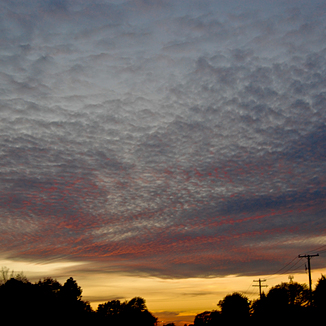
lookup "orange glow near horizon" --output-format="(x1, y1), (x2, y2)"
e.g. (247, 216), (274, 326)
(1, 259), (325, 326)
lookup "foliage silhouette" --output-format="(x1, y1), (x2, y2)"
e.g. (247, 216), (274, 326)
(0, 273), (93, 325)
(218, 292), (250, 323)
(193, 278), (326, 326)
(313, 274), (326, 321)
(0, 266), (28, 284)
(0, 277), (36, 323)
(96, 296), (157, 326)
(271, 281), (309, 306)
(1, 266), (326, 326)
(194, 310), (222, 326)
(251, 281), (311, 325)
(314, 274), (326, 308)
(61, 277), (83, 300)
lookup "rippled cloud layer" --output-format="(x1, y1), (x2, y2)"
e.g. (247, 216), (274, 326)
(0, 0), (326, 278)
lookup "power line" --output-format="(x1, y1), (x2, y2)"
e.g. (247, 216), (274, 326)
(270, 256), (298, 276)
(278, 258), (303, 275)
(311, 248), (326, 254)
(267, 256), (303, 281)
(242, 244), (325, 297)
(288, 261), (307, 273)
(302, 244), (326, 254)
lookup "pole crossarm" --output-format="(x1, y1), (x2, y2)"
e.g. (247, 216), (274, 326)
(253, 278), (268, 299)
(298, 254), (319, 259)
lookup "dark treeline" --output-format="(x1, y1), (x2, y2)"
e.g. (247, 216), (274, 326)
(0, 267), (156, 326)
(1, 267), (325, 326)
(193, 275), (326, 326)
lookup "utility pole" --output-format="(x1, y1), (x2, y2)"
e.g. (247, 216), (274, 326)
(253, 278), (268, 299)
(298, 253), (319, 304)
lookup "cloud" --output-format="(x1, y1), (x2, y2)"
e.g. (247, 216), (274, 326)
(0, 0), (325, 279)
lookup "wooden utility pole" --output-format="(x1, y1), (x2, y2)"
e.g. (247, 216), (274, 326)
(298, 253), (319, 304)
(253, 278), (268, 299)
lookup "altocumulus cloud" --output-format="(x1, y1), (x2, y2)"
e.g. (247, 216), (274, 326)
(0, 0), (326, 278)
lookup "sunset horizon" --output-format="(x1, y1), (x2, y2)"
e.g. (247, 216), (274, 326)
(1, 1), (326, 325)
(1, 259), (324, 325)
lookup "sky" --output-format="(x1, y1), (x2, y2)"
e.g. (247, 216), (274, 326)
(0, 0), (326, 324)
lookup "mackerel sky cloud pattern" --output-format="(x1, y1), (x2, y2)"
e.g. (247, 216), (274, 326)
(0, 0), (326, 278)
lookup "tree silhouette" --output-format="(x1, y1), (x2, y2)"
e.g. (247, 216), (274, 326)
(58, 277), (93, 324)
(312, 274), (326, 322)
(97, 299), (124, 324)
(250, 292), (267, 322)
(272, 281), (309, 306)
(127, 296), (148, 311)
(0, 277), (36, 323)
(218, 292), (250, 323)
(37, 277), (62, 293)
(4, 266), (322, 326)
(35, 277), (63, 322)
(0, 266), (28, 285)
(314, 274), (326, 308)
(96, 297), (157, 326)
(0, 273), (94, 325)
(60, 277), (83, 301)
(194, 310), (222, 326)
(251, 281), (311, 325)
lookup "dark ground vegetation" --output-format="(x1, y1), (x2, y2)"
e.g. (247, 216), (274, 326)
(1, 267), (325, 326)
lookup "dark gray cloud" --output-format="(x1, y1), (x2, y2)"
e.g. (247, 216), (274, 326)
(0, 0), (326, 278)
